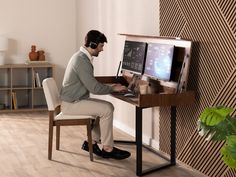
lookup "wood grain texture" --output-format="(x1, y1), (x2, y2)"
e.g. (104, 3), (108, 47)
(160, 0), (236, 176)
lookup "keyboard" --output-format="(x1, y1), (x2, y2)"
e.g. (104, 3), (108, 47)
(112, 90), (136, 97)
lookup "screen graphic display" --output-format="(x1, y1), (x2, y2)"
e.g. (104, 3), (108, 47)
(121, 40), (147, 75)
(144, 43), (175, 81)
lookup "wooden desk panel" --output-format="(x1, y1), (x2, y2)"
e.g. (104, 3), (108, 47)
(138, 91), (195, 107)
(110, 91), (195, 107)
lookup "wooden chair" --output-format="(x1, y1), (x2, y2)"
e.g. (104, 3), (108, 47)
(42, 77), (95, 161)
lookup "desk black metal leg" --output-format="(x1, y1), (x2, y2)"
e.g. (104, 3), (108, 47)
(170, 106), (176, 165)
(133, 106), (176, 176)
(136, 107), (143, 176)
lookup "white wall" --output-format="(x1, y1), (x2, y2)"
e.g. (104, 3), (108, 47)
(0, 0), (160, 148)
(0, 0), (77, 84)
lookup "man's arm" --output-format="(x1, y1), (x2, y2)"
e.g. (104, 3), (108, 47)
(77, 59), (112, 94)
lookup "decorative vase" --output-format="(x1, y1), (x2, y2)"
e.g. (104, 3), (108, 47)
(29, 45), (38, 61)
(38, 50), (45, 61)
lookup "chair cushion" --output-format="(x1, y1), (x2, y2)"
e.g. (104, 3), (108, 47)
(55, 112), (96, 120)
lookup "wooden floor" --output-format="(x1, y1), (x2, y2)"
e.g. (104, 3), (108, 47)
(0, 112), (206, 177)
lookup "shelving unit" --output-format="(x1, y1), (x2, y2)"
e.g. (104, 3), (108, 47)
(0, 64), (54, 112)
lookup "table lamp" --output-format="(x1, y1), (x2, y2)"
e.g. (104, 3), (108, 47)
(0, 36), (8, 65)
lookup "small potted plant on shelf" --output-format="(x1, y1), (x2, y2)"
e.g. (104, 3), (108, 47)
(198, 106), (236, 169)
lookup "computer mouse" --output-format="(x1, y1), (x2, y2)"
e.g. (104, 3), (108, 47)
(124, 93), (135, 97)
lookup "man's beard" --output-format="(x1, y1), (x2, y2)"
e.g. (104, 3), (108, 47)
(94, 52), (99, 57)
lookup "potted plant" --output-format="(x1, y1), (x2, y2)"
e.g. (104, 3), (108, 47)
(198, 106), (236, 169)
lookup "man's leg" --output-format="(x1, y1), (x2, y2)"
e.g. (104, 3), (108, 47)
(61, 98), (130, 159)
(61, 98), (114, 146)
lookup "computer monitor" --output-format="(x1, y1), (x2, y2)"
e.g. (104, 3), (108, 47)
(144, 43), (175, 81)
(121, 40), (147, 75)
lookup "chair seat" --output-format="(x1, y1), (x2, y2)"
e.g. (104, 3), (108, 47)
(55, 112), (96, 120)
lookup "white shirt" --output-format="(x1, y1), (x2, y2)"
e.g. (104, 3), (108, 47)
(80, 46), (94, 63)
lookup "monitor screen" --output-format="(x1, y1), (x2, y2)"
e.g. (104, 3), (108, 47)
(144, 43), (175, 81)
(121, 40), (147, 75)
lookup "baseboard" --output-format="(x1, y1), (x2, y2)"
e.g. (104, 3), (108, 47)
(114, 120), (159, 150)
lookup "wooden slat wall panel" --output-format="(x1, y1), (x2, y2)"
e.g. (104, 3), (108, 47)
(160, 0), (186, 37)
(159, 0), (236, 176)
(216, 0), (236, 37)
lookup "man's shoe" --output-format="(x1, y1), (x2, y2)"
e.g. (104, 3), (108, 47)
(81, 141), (102, 156)
(102, 147), (131, 160)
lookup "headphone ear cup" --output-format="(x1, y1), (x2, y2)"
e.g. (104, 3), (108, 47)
(89, 42), (97, 49)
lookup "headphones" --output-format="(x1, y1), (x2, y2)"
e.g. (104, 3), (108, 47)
(89, 41), (98, 49)
(89, 33), (103, 49)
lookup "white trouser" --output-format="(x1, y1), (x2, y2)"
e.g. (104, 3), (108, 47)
(61, 98), (114, 147)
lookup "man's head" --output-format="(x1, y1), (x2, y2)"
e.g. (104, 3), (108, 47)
(85, 30), (107, 57)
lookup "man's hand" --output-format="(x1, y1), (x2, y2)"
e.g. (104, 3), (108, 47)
(111, 84), (128, 92)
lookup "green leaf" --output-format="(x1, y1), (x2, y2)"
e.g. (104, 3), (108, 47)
(199, 106), (236, 168)
(200, 106), (233, 126)
(215, 107), (233, 117)
(221, 135), (236, 169)
(198, 113), (236, 141)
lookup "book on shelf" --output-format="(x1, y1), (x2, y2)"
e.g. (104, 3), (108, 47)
(12, 92), (18, 109)
(35, 72), (42, 87)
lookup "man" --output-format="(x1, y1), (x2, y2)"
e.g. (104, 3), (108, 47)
(60, 30), (131, 160)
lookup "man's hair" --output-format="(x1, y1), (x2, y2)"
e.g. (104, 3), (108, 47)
(85, 30), (107, 48)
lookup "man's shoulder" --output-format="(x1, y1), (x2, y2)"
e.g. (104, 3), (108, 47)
(71, 52), (89, 63)
(69, 52), (91, 71)
(71, 51), (86, 59)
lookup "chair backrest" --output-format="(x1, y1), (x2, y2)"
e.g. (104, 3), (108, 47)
(42, 77), (61, 111)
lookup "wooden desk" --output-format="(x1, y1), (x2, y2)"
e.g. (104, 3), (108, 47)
(97, 76), (195, 176)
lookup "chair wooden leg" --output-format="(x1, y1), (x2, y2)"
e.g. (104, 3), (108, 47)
(48, 120), (53, 160)
(87, 120), (93, 161)
(56, 125), (60, 150)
